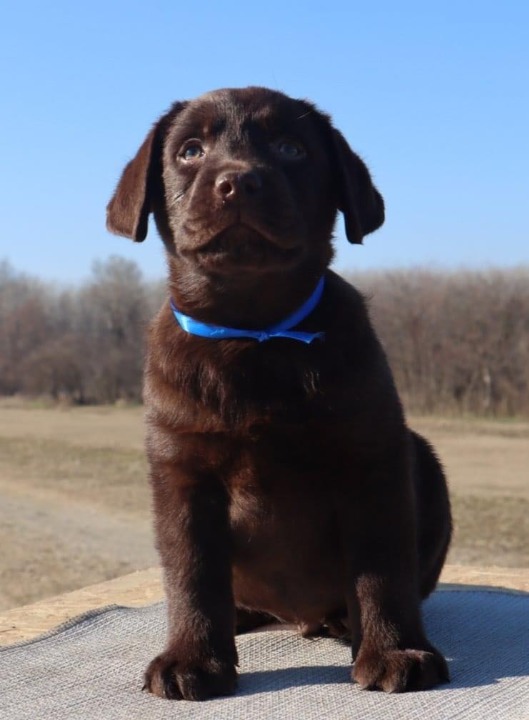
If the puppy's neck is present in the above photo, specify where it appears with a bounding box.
[166,256,328,329]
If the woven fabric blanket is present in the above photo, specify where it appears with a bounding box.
[1,589,528,719]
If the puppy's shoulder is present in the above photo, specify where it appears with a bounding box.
[323,270,374,336]
[325,269,367,306]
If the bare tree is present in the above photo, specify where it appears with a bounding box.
[348,267,529,417]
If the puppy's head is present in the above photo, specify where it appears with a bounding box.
[107,87,384,278]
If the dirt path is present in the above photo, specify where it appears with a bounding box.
[0,405,527,611]
[0,478,156,610]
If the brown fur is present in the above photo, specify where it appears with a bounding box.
[106,87,452,700]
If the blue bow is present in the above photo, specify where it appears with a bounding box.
[170,276,325,344]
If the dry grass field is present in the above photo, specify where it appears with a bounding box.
[0,402,527,612]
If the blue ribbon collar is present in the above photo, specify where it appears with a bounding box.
[170,277,325,344]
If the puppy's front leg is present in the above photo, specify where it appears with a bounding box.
[349,571,449,692]
[143,455,237,701]
[339,451,449,692]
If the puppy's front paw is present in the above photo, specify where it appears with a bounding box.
[353,647,449,692]
[143,651,237,701]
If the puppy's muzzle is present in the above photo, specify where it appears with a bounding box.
[215,170,263,202]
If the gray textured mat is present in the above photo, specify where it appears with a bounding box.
[1,590,528,719]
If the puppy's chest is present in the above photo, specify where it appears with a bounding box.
[227,433,336,545]
[227,421,335,516]
[179,341,351,425]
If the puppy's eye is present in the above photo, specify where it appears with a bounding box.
[180,142,205,161]
[273,139,306,159]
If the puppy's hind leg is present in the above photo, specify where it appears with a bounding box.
[411,431,452,599]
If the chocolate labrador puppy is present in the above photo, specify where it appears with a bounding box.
[107,87,451,700]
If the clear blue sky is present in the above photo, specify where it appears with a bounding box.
[1,0,527,283]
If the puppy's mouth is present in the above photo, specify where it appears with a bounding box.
[190,225,303,272]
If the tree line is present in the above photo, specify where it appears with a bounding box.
[347,267,529,417]
[0,257,163,404]
[1,258,528,416]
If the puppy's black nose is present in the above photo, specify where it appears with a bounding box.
[215,171,262,200]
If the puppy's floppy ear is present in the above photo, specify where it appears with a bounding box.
[332,129,385,244]
[106,103,185,242]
